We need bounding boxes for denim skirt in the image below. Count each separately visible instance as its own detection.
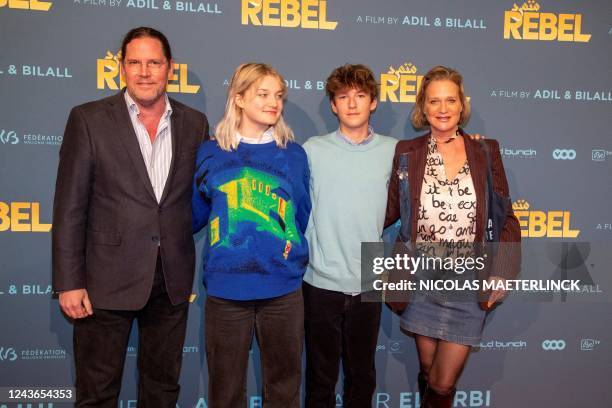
[399,268,486,346]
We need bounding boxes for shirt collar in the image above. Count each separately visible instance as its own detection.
[124,91,173,119]
[237,127,275,144]
[336,126,374,146]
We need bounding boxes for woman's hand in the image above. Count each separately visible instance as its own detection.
[485,276,506,308]
[386,301,407,315]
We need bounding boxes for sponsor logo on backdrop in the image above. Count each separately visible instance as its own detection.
[21,348,67,360]
[489,88,611,103]
[0,0,52,11]
[97,51,200,94]
[592,149,611,162]
[242,0,337,30]
[0,129,19,145]
[73,0,222,14]
[596,223,611,232]
[380,62,423,103]
[499,146,537,159]
[541,339,565,350]
[552,149,576,160]
[0,202,52,233]
[0,284,52,296]
[124,345,199,358]
[580,339,600,351]
[0,347,18,362]
[376,341,403,354]
[0,129,62,146]
[374,390,492,407]
[126,391,491,408]
[504,0,591,42]
[0,346,67,361]
[0,63,72,79]
[355,12,486,31]
[222,78,326,92]
[478,340,527,351]
[389,341,402,353]
[121,396,266,408]
[380,62,471,104]
[513,199,580,238]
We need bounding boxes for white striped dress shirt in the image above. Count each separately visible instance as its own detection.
[124,91,173,203]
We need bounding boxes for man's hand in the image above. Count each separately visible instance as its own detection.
[59,289,93,319]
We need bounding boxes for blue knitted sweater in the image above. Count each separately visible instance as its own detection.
[192,140,311,300]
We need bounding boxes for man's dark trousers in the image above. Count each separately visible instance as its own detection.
[73,257,188,408]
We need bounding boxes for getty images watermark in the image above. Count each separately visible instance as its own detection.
[359,241,608,303]
[371,252,579,292]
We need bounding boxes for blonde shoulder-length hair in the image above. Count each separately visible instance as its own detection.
[411,65,471,129]
[214,63,294,151]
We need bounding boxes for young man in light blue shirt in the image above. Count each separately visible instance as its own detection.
[302,64,397,407]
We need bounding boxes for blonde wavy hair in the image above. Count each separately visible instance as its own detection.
[411,65,471,129]
[214,63,294,151]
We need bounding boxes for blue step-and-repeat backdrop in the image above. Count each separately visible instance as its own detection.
[1,1,611,407]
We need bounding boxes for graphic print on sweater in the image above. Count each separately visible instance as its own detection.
[208,166,300,260]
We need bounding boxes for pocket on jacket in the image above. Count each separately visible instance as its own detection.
[88,230,121,246]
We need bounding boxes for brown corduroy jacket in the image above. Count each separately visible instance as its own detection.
[384,132,521,279]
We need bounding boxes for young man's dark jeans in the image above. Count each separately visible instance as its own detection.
[303,282,382,408]
[205,288,304,408]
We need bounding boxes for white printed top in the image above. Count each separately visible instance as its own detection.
[417,137,477,244]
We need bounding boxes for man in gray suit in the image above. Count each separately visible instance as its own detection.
[52,27,208,407]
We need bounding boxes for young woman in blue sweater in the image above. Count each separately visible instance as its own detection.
[192,63,311,407]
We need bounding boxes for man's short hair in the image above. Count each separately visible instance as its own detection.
[325,64,378,101]
[120,27,172,62]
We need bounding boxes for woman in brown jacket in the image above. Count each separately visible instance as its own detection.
[384,66,521,407]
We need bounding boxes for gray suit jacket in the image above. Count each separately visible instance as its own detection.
[52,91,209,310]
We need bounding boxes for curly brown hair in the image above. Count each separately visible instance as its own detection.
[325,64,378,101]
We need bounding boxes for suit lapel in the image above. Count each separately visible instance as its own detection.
[108,92,157,202]
[159,100,183,205]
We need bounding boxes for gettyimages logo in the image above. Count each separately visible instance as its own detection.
[0,129,19,145]
[0,0,52,11]
[552,149,576,160]
[380,62,423,103]
[97,51,200,94]
[513,199,580,238]
[241,0,338,30]
[504,0,591,42]
[541,339,566,350]
[0,347,18,362]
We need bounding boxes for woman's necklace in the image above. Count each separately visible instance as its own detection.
[434,129,461,144]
